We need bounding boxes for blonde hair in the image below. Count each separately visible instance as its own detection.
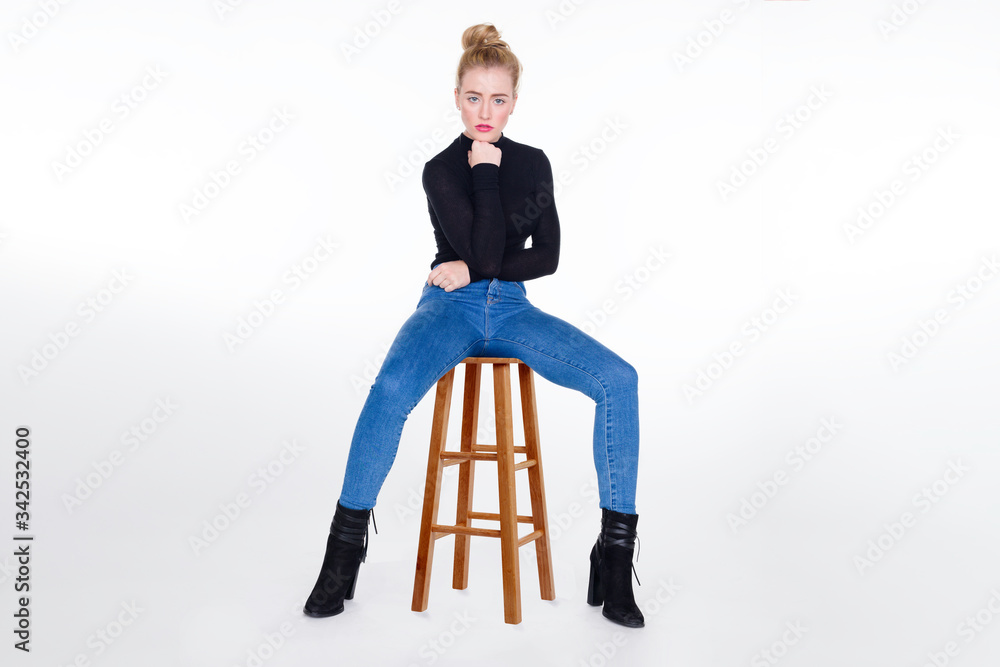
[455,23,522,96]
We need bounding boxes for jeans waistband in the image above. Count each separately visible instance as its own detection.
[423,275,527,299]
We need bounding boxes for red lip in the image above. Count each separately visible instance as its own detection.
[475,125,493,130]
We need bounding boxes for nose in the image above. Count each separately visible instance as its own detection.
[478,103,491,121]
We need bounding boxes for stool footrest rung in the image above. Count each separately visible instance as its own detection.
[440,452,535,469]
[432,523,543,548]
[440,451,498,465]
[432,524,501,539]
[472,444,528,454]
[468,511,535,523]
[517,530,544,547]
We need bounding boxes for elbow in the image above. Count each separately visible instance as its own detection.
[542,247,559,277]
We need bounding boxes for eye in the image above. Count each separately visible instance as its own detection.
[493,98,505,105]
[467,96,479,103]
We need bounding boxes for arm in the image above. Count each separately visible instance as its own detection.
[422,158,506,278]
[496,150,560,281]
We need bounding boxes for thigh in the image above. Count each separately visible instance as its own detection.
[370,286,487,407]
[486,304,637,400]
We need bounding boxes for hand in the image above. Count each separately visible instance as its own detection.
[468,140,502,168]
[427,260,471,292]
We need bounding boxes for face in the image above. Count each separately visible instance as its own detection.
[454,67,517,143]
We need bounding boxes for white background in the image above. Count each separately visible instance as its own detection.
[2,1,999,665]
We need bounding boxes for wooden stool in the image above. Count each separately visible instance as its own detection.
[411,357,555,624]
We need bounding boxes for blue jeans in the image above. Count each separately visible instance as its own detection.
[338,277,640,513]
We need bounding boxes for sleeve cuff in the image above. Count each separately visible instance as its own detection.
[471,163,500,190]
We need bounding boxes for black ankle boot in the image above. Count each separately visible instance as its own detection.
[303,501,375,618]
[587,508,644,628]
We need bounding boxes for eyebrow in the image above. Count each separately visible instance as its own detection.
[464,91,509,97]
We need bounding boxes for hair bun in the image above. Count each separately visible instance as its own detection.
[461,23,506,51]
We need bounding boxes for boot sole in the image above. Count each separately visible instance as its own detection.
[302,603,346,618]
[602,609,644,628]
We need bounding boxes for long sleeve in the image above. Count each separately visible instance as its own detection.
[495,150,560,282]
[422,158,506,278]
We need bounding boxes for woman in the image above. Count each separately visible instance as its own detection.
[304,23,644,629]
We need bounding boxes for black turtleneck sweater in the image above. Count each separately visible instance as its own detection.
[422,132,560,284]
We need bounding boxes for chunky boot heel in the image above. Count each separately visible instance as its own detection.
[344,568,359,601]
[587,543,604,606]
[303,502,376,618]
[589,508,644,628]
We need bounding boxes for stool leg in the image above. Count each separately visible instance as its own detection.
[412,368,456,612]
[453,363,481,589]
[494,363,522,624]
[519,364,555,601]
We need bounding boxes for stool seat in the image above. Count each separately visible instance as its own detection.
[411,357,555,624]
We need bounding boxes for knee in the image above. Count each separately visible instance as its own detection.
[615,357,639,387]
[367,373,416,417]
[590,357,637,403]
[610,358,638,393]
